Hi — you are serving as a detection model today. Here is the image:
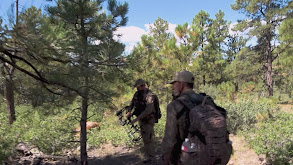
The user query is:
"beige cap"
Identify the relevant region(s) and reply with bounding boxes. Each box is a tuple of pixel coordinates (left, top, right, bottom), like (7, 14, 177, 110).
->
(133, 79, 146, 87)
(169, 70, 194, 84)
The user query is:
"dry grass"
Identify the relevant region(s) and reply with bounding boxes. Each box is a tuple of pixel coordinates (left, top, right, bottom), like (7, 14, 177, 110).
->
(278, 104, 293, 114)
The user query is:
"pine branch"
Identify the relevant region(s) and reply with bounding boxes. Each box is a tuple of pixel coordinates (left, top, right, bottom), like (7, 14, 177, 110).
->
(272, 43, 290, 62)
(0, 47, 83, 97)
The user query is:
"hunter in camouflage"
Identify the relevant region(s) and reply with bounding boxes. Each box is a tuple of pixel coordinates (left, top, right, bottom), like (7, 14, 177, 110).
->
(161, 70, 231, 165)
(126, 79, 156, 164)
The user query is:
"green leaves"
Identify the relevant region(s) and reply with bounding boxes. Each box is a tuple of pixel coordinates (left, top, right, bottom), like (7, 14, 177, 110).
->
(245, 112, 293, 164)
(222, 98, 278, 134)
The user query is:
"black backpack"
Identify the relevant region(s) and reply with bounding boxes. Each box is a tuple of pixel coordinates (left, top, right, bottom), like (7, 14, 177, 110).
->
(152, 94, 161, 123)
(177, 94, 232, 165)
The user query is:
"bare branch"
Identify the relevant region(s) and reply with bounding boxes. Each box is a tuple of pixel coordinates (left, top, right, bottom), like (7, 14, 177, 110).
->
(88, 60, 126, 66)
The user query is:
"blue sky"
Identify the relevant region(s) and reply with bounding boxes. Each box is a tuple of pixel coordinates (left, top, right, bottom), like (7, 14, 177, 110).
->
(0, 0, 247, 52)
(123, 0, 244, 28)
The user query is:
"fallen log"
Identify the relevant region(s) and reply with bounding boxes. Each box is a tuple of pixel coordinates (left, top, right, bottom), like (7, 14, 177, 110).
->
(16, 142, 33, 156)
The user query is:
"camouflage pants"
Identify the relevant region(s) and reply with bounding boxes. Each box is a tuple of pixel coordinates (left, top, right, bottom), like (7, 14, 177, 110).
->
(139, 116, 155, 159)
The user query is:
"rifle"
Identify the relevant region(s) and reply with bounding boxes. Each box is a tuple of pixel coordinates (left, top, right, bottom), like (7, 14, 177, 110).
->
(116, 106, 142, 142)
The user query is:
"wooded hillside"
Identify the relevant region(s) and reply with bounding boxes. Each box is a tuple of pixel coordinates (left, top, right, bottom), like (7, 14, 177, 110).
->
(0, 0, 292, 164)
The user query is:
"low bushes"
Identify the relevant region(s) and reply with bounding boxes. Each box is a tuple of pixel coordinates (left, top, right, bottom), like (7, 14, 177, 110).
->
(221, 98, 279, 134)
(219, 98, 292, 165)
(245, 112, 293, 165)
(0, 105, 77, 161)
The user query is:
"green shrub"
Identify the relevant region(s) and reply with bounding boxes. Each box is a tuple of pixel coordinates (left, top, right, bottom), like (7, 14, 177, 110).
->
(199, 84, 219, 100)
(0, 104, 78, 162)
(0, 112, 17, 161)
(245, 112, 293, 165)
(217, 81, 236, 101)
(87, 113, 135, 147)
(88, 103, 167, 148)
(220, 98, 279, 134)
(154, 104, 167, 138)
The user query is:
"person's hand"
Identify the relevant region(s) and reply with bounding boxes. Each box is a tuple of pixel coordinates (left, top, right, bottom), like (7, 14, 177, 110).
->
(126, 112, 131, 119)
(131, 118, 138, 124)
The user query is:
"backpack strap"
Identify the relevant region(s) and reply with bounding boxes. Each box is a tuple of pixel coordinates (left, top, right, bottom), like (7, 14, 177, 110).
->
(176, 95, 193, 119)
(177, 95, 194, 109)
(176, 94, 209, 119)
(201, 96, 209, 106)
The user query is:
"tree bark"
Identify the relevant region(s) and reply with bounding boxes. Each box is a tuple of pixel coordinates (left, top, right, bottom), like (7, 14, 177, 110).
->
(234, 81, 239, 92)
(80, 10, 89, 164)
(80, 95, 88, 165)
(3, 77, 16, 124)
(266, 34, 273, 97)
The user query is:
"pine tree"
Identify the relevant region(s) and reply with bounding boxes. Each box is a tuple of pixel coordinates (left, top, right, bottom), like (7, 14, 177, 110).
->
(231, 0, 292, 97)
(208, 10, 230, 84)
(189, 10, 212, 85)
(1, 1, 128, 164)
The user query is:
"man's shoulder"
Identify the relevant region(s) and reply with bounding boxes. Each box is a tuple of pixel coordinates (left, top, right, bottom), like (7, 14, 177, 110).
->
(146, 89, 157, 98)
(146, 89, 155, 95)
(133, 91, 139, 96)
(167, 99, 184, 112)
(145, 89, 155, 103)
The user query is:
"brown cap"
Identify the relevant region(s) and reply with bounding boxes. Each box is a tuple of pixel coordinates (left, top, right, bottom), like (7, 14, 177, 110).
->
(133, 79, 146, 87)
(169, 70, 194, 84)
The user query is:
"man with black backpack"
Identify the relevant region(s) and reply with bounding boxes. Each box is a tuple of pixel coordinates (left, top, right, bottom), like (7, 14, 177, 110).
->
(161, 70, 232, 165)
(126, 79, 161, 164)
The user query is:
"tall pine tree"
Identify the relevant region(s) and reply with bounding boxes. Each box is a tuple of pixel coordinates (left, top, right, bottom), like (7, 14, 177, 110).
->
(231, 0, 292, 96)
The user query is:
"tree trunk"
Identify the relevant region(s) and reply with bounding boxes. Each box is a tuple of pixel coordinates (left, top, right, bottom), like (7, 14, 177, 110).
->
(80, 12, 89, 164)
(80, 95, 88, 165)
(80, 49, 89, 164)
(285, 82, 291, 98)
(234, 81, 239, 92)
(266, 63, 273, 97)
(80, 67, 89, 165)
(266, 35, 273, 97)
(4, 77, 16, 124)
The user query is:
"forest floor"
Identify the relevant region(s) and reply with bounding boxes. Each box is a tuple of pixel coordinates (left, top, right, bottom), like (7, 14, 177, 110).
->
(86, 134, 268, 165)
(84, 134, 267, 165)
(8, 104, 292, 165)
(10, 135, 266, 165)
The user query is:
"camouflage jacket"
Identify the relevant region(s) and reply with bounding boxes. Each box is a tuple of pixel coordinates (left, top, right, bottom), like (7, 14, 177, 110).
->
(161, 89, 215, 165)
(129, 89, 155, 121)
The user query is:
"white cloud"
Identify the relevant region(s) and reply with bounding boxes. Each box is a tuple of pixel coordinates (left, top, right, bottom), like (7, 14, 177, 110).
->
(228, 22, 251, 36)
(115, 23, 178, 54)
(228, 22, 239, 36)
(114, 26, 147, 43)
(167, 23, 177, 35)
(144, 24, 151, 31)
(229, 21, 257, 46)
(114, 26, 147, 54)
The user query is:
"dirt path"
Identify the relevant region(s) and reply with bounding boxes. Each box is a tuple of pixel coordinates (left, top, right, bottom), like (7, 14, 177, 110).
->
(227, 135, 265, 165)
(278, 104, 293, 114)
(87, 144, 144, 165)
(84, 135, 265, 165)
